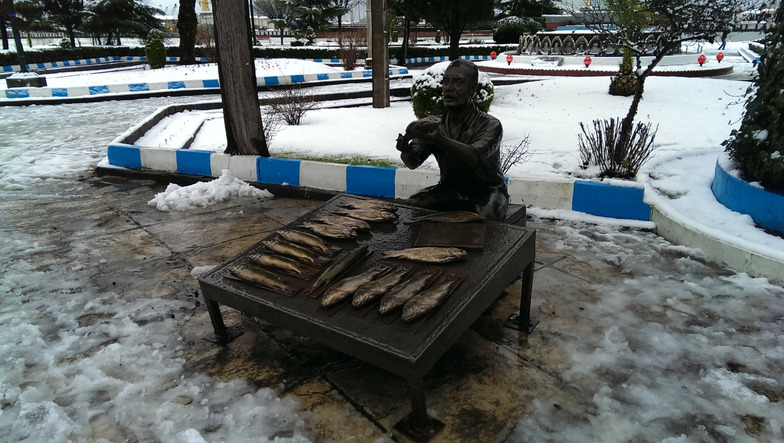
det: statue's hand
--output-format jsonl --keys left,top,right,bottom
{"left": 396, "top": 133, "right": 411, "bottom": 152}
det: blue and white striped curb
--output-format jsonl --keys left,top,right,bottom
{"left": 390, "top": 55, "right": 491, "bottom": 65}
{"left": 1, "top": 56, "right": 210, "bottom": 73}
{"left": 3, "top": 66, "right": 409, "bottom": 99}
{"left": 106, "top": 141, "right": 652, "bottom": 221}
{"left": 107, "top": 101, "right": 651, "bottom": 221}
{"left": 2, "top": 53, "right": 492, "bottom": 75}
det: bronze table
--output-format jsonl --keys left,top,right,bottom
{"left": 198, "top": 194, "right": 536, "bottom": 440}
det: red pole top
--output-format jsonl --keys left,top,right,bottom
{"left": 584, "top": 56, "right": 592, "bottom": 68}
{"left": 716, "top": 52, "right": 725, "bottom": 63}
{"left": 506, "top": 54, "right": 513, "bottom": 65}
{"left": 698, "top": 54, "right": 707, "bottom": 66}
{"left": 490, "top": 51, "right": 497, "bottom": 60}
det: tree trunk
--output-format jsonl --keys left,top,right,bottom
{"left": 2, "top": 0, "right": 27, "bottom": 72}
{"left": 66, "top": 25, "right": 76, "bottom": 47}
{"left": 178, "top": 0, "right": 198, "bottom": 64}
{"left": 401, "top": 16, "right": 410, "bottom": 66}
{"left": 370, "top": 0, "right": 389, "bottom": 108}
{"left": 448, "top": 28, "right": 461, "bottom": 60}
{"left": 212, "top": 0, "right": 268, "bottom": 156}
{"left": 1, "top": 15, "right": 8, "bottom": 50}
{"left": 337, "top": 15, "right": 343, "bottom": 45}
{"left": 617, "top": 49, "right": 667, "bottom": 163}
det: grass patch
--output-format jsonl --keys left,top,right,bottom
{"left": 274, "top": 152, "right": 403, "bottom": 168}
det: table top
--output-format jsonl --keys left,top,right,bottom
{"left": 199, "top": 194, "right": 536, "bottom": 379}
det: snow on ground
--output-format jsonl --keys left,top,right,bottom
{"left": 0, "top": 97, "right": 316, "bottom": 441}
{"left": 126, "top": 51, "right": 783, "bottom": 262}
{"left": 1, "top": 40, "right": 782, "bottom": 441}
{"left": 0, "top": 58, "right": 343, "bottom": 90}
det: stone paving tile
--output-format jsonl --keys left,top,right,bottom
{"left": 89, "top": 255, "right": 199, "bottom": 302}
{"left": 68, "top": 227, "right": 173, "bottom": 269}
{"left": 289, "top": 378, "right": 391, "bottom": 441}
{"left": 11, "top": 171, "right": 780, "bottom": 441}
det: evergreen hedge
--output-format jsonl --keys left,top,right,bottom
{"left": 144, "top": 30, "right": 166, "bottom": 69}
{"left": 1, "top": 44, "right": 517, "bottom": 68}
{"left": 723, "top": 5, "right": 784, "bottom": 193}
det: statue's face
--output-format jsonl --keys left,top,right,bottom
{"left": 442, "top": 65, "right": 476, "bottom": 109}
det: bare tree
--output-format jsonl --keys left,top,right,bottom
{"left": 253, "top": 0, "right": 297, "bottom": 44}
{"left": 572, "top": 0, "right": 763, "bottom": 176}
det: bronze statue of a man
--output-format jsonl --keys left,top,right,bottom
{"left": 396, "top": 59, "right": 509, "bottom": 221}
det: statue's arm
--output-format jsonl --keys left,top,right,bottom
{"left": 396, "top": 134, "right": 430, "bottom": 169}
{"left": 419, "top": 116, "right": 503, "bottom": 168}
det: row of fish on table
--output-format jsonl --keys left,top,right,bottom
{"left": 228, "top": 198, "right": 476, "bottom": 322}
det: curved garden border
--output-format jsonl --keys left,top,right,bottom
{"left": 711, "top": 158, "right": 784, "bottom": 233}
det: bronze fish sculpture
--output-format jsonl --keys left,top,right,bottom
{"left": 407, "top": 211, "right": 484, "bottom": 224}
{"left": 311, "top": 215, "right": 371, "bottom": 232}
{"left": 309, "top": 245, "right": 369, "bottom": 293}
{"left": 262, "top": 240, "right": 321, "bottom": 265}
{"left": 338, "top": 199, "right": 398, "bottom": 212}
{"left": 352, "top": 266, "right": 410, "bottom": 308}
{"left": 333, "top": 208, "right": 396, "bottom": 223}
{"left": 301, "top": 222, "right": 358, "bottom": 240}
{"left": 249, "top": 254, "right": 306, "bottom": 277}
{"left": 229, "top": 266, "right": 293, "bottom": 295}
{"left": 321, "top": 266, "right": 386, "bottom": 308}
{"left": 378, "top": 270, "right": 438, "bottom": 315}
{"left": 381, "top": 247, "right": 467, "bottom": 264}
{"left": 277, "top": 229, "right": 333, "bottom": 255}
{"left": 401, "top": 280, "right": 457, "bottom": 322}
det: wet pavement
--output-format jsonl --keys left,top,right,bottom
{"left": 5, "top": 170, "right": 782, "bottom": 442}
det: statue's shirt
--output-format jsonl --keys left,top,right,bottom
{"left": 409, "top": 105, "right": 505, "bottom": 192}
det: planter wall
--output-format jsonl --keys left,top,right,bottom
{"left": 712, "top": 159, "right": 784, "bottom": 233}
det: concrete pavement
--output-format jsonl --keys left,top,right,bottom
{"left": 6, "top": 169, "right": 781, "bottom": 441}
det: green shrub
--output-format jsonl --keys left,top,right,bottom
{"left": 493, "top": 16, "right": 541, "bottom": 44}
{"left": 144, "top": 29, "right": 166, "bottom": 69}
{"left": 0, "top": 47, "right": 146, "bottom": 66}
{"left": 609, "top": 48, "right": 638, "bottom": 96}
{"left": 59, "top": 38, "right": 72, "bottom": 49}
{"left": 410, "top": 61, "right": 494, "bottom": 119}
{"left": 724, "top": 6, "right": 784, "bottom": 192}
{"left": 748, "top": 42, "right": 764, "bottom": 55}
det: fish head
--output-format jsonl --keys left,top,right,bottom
{"left": 450, "top": 248, "right": 468, "bottom": 259}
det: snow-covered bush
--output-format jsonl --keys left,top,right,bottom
{"left": 493, "top": 16, "right": 541, "bottom": 44}
{"left": 145, "top": 29, "right": 166, "bottom": 69}
{"left": 410, "top": 61, "right": 494, "bottom": 119}
{"left": 723, "top": 5, "right": 784, "bottom": 192}
{"left": 609, "top": 48, "right": 637, "bottom": 96}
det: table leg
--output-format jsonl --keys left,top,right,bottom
{"left": 393, "top": 379, "right": 444, "bottom": 442}
{"left": 205, "top": 299, "right": 229, "bottom": 343}
{"left": 504, "top": 260, "right": 538, "bottom": 333}
{"left": 518, "top": 260, "right": 534, "bottom": 330}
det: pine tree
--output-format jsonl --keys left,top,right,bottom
{"left": 723, "top": 5, "right": 784, "bottom": 192}
{"left": 145, "top": 29, "right": 166, "bottom": 69}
